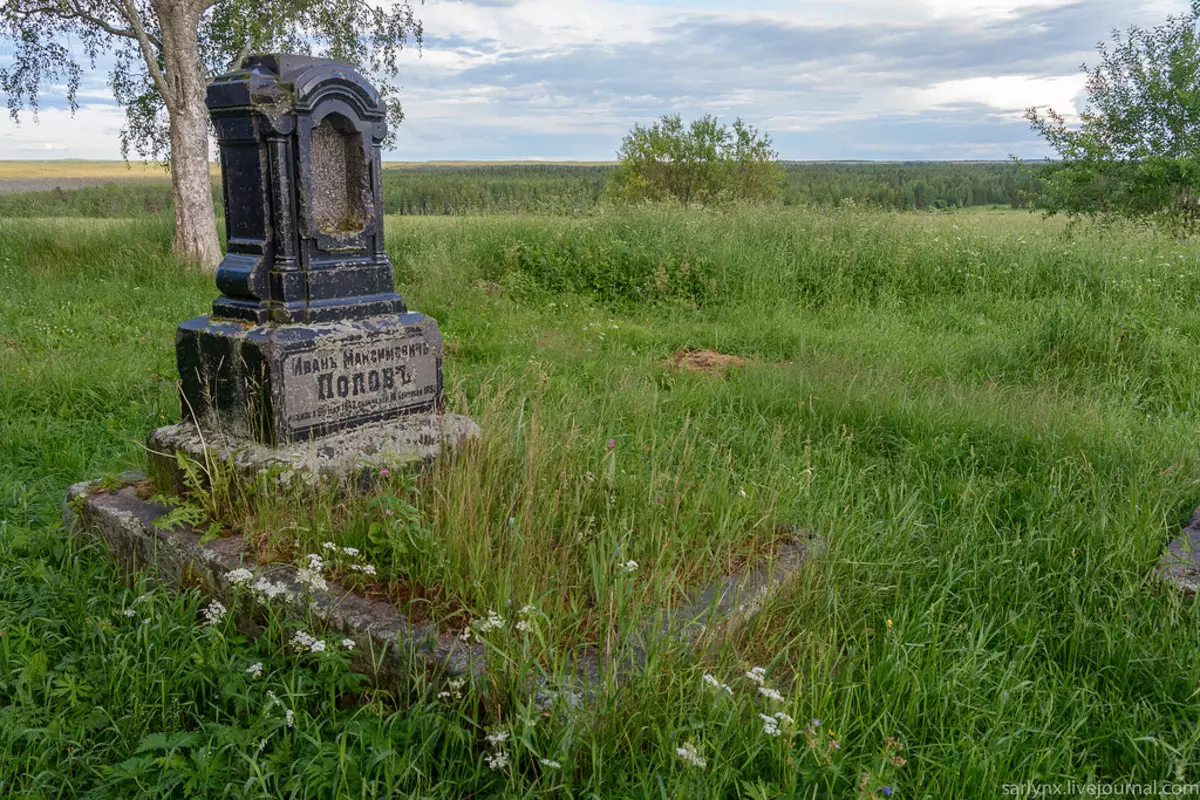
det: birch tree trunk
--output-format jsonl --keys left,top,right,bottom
{"left": 155, "top": 0, "right": 221, "bottom": 272}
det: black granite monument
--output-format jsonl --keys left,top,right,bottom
{"left": 176, "top": 54, "right": 443, "bottom": 444}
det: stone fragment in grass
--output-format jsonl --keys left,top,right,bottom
{"left": 1157, "top": 506, "right": 1200, "bottom": 596}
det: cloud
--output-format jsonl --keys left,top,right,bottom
{"left": 0, "top": 0, "right": 1192, "bottom": 159}
{"left": 385, "top": 0, "right": 1191, "bottom": 159}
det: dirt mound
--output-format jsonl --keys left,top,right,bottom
{"left": 664, "top": 349, "right": 748, "bottom": 374}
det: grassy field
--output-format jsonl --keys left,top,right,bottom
{"left": 3, "top": 204, "right": 1200, "bottom": 797}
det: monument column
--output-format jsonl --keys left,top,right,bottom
{"left": 174, "top": 54, "right": 445, "bottom": 445}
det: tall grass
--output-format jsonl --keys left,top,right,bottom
{"left": 2, "top": 207, "right": 1200, "bottom": 796}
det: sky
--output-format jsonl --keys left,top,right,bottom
{"left": 0, "top": 0, "right": 1191, "bottom": 161}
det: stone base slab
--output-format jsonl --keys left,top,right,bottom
{"left": 65, "top": 476, "right": 486, "bottom": 685}
{"left": 147, "top": 412, "right": 480, "bottom": 493}
{"left": 65, "top": 474, "right": 823, "bottom": 693}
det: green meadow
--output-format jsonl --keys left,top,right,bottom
{"left": 3, "top": 197, "right": 1200, "bottom": 797}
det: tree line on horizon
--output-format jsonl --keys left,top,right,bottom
{"left": 0, "top": 161, "right": 1045, "bottom": 219}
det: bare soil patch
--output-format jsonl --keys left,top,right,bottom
{"left": 664, "top": 348, "right": 748, "bottom": 375}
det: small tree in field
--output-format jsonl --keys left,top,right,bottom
{"left": 608, "top": 114, "right": 781, "bottom": 207}
{"left": 0, "top": 0, "right": 422, "bottom": 271}
{"left": 1025, "top": 4, "right": 1200, "bottom": 233}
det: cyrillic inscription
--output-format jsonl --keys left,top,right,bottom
{"left": 280, "top": 329, "right": 439, "bottom": 434}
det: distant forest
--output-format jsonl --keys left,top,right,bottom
{"left": 0, "top": 161, "right": 1044, "bottom": 218}
{"left": 382, "top": 162, "right": 1041, "bottom": 214}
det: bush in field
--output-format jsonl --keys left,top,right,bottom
{"left": 1025, "top": 5, "right": 1200, "bottom": 233}
{"left": 607, "top": 114, "right": 782, "bottom": 207}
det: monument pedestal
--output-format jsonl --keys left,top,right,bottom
{"left": 177, "top": 313, "right": 444, "bottom": 444}
{"left": 147, "top": 412, "right": 480, "bottom": 493}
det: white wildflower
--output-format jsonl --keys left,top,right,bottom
{"left": 516, "top": 619, "right": 532, "bottom": 633}
{"left": 459, "top": 626, "right": 473, "bottom": 643}
{"left": 201, "top": 601, "right": 227, "bottom": 626}
{"left": 253, "top": 578, "right": 292, "bottom": 602}
{"left": 121, "top": 608, "right": 137, "bottom": 618}
{"left": 618, "top": 560, "right": 638, "bottom": 574}
{"left": 310, "top": 640, "right": 326, "bottom": 653}
{"left": 305, "top": 553, "right": 325, "bottom": 570}
{"left": 539, "top": 758, "right": 562, "bottom": 769}
{"left": 745, "top": 666, "right": 767, "bottom": 684}
{"left": 738, "top": 486, "right": 748, "bottom": 498}
{"left": 296, "top": 567, "right": 327, "bottom": 592}
{"left": 760, "top": 711, "right": 794, "bottom": 737}
{"left": 284, "top": 708, "right": 294, "bottom": 729}
{"left": 226, "top": 567, "right": 254, "bottom": 586}
{"left": 486, "top": 730, "right": 510, "bottom": 746}
{"left": 519, "top": 605, "right": 537, "bottom": 617}
{"left": 350, "top": 563, "right": 377, "bottom": 576}
{"left": 341, "top": 547, "right": 359, "bottom": 557}
{"left": 675, "top": 742, "right": 707, "bottom": 769}
{"left": 341, "top": 638, "right": 356, "bottom": 650}
{"left": 246, "top": 662, "right": 264, "bottom": 678}
{"left": 322, "top": 541, "right": 337, "bottom": 552}
{"left": 475, "top": 610, "right": 506, "bottom": 633}
{"left": 290, "top": 630, "right": 318, "bottom": 651}
{"left": 486, "top": 750, "right": 509, "bottom": 771}
{"left": 758, "top": 686, "right": 785, "bottom": 703}
{"left": 437, "top": 691, "right": 452, "bottom": 700}
{"left": 702, "top": 673, "right": 732, "bottom": 694}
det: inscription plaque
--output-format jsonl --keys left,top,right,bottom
{"left": 281, "top": 328, "right": 441, "bottom": 439}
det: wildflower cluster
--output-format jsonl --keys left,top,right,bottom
{"left": 702, "top": 672, "right": 733, "bottom": 695}
{"left": 758, "top": 686, "right": 785, "bottom": 703}
{"left": 290, "top": 629, "right": 326, "bottom": 653}
{"left": 474, "top": 609, "right": 506, "bottom": 635}
{"left": 856, "top": 737, "right": 907, "bottom": 799}
{"left": 759, "top": 711, "right": 795, "bottom": 737}
{"left": 226, "top": 567, "right": 254, "bottom": 586}
{"left": 294, "top": 553, "right": 326, "bottom": 590}
{"left": 803, "top": 718, "right": 841, "bottom": 766}
{"left": 675, "top": 741, "right": 707, "bottom": 769}
{"left": 250, "top": 577, "right": 293, "bottom": 603}
{"left": 314, "top": 542, "right": 379, "bottom": 581}
{"left": 437, "top": 676, "right": 467, "bottom": 701}
{"left": 287, "top": 628, "right": 358, "bottom": 657}
{"left": 514, "top": 604, "right": 541, "bottom": 634}
{"left": 485, "top": 729, "right": 510, "bottom": 772}
{"left": 201, "top": 601, "right": 227, "bottom": 627}
{"left": 266, "top": 690, "right": 294, "bottom": 730}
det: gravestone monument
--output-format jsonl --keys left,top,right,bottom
{"left": 151, "top": 54, "right": 476, "bottom": 480}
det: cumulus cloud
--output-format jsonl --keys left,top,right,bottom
{"left": 0, "top": 0, "right": 1192, "bottom": 159}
